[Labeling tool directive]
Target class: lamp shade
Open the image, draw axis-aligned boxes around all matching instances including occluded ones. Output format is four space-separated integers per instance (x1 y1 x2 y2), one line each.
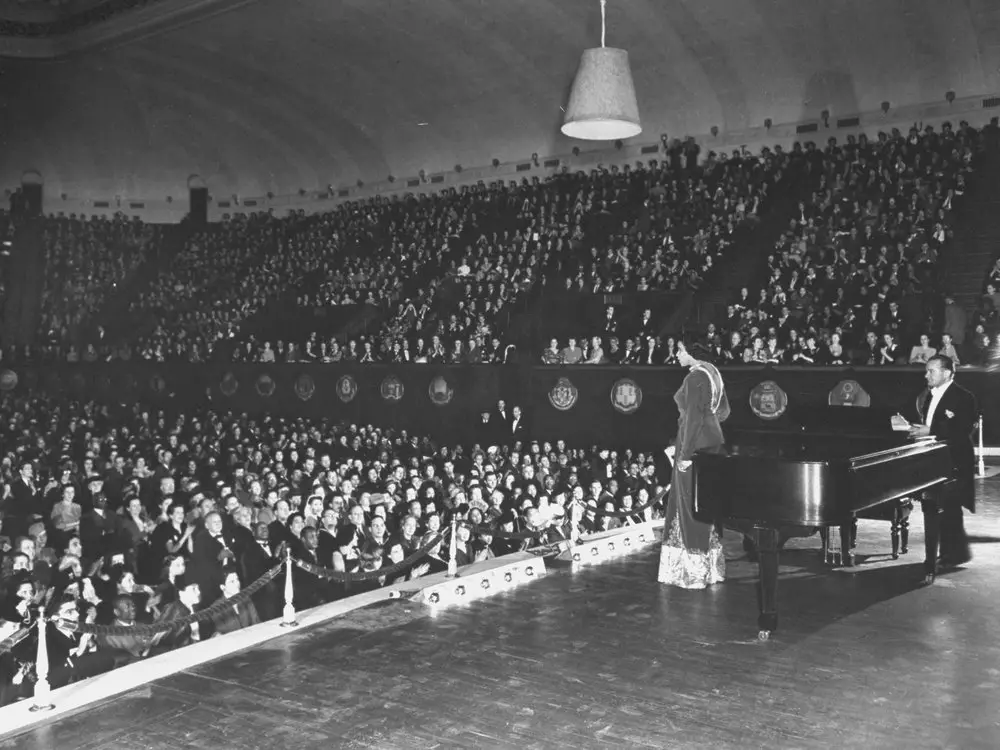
561 47 641 141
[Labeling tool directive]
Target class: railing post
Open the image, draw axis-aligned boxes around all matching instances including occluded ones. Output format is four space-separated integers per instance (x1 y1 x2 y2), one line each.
446 516 458 578
570 500 582 545
281 548 298 628
977 414 987 479
30 609 54 712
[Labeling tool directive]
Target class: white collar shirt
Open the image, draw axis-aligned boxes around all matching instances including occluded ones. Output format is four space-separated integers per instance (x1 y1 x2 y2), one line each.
926 380 953 428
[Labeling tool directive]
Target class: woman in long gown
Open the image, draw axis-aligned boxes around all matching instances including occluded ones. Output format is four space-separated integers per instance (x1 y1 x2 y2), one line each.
658 340 731 589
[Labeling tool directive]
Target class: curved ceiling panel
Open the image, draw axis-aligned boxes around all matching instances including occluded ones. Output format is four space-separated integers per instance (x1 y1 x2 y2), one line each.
0 0 998 199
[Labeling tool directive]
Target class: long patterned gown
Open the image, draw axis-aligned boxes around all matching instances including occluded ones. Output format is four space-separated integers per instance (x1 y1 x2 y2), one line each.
658 361 731 589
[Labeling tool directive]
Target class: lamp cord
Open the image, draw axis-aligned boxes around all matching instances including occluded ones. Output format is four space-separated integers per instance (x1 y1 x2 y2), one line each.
600 0 607 47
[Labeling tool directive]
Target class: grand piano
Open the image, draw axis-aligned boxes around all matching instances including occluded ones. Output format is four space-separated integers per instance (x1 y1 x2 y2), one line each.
692 406 954 640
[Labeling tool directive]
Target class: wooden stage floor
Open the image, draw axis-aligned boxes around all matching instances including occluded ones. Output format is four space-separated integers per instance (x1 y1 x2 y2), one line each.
5 480 999 750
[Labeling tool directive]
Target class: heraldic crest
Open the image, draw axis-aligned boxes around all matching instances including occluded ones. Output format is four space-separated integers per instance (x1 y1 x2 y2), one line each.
828 379 871 407
428 375 454 406
749 380 788 420
611 378 643 414
548 377 579 411
381 374 405 402
294 373 316 401
336 374 358 403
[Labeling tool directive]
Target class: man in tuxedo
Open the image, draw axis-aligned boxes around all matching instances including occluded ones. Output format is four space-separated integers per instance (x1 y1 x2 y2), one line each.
907 354 977 582
508 406 526 440
191 511 236 606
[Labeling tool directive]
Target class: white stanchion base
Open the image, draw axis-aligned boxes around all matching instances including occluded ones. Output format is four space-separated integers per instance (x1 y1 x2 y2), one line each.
0 552 550 739
557 519 665 566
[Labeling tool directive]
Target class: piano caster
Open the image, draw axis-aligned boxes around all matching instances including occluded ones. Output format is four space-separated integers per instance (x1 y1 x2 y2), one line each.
758 630 771 642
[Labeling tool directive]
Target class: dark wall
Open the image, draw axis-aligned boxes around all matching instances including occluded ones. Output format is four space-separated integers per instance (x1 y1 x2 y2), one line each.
1 363 997 447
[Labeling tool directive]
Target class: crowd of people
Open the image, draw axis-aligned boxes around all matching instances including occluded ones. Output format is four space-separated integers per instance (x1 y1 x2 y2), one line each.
705 123 996 367
0 392 665 703
1 125 994 369
38 214 163 346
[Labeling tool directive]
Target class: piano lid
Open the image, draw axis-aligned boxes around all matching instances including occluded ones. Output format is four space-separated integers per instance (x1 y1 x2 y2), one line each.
698 435 942 465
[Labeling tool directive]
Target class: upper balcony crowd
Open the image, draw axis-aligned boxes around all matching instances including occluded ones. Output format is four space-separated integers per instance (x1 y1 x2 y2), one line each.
2 121 998 372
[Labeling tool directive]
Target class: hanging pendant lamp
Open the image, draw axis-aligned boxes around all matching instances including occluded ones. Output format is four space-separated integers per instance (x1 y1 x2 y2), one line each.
561 0 641 141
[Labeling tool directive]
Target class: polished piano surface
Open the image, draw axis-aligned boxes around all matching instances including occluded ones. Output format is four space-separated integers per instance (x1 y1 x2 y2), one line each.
692 406 954 639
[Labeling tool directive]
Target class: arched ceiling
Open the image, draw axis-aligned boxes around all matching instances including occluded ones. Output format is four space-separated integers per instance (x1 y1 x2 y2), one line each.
1 0 999 199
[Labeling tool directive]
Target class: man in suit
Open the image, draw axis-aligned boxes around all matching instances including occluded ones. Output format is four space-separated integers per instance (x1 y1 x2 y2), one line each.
191 511 236 606
907 354 977 582
509 406 526 440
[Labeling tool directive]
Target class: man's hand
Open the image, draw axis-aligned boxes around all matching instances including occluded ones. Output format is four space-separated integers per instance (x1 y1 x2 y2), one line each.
664 446 676 460
677 459 693 472
908 424 931 439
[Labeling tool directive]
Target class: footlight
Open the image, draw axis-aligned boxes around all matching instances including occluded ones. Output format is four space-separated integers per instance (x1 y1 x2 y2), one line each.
455 585 466 596
429 592 440 604
525 566 535 577
573 552 582 562
481 579 491 590
608 542 615 551
504 572 513 583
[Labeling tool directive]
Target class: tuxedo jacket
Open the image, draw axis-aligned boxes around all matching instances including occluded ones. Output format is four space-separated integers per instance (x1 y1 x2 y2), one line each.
914 380 978 512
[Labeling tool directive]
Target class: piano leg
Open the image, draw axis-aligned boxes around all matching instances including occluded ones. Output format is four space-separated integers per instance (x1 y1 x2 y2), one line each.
840 523 854 567
754 527 780 640
890 506 901 560
899 501 913 555
921 495 942 584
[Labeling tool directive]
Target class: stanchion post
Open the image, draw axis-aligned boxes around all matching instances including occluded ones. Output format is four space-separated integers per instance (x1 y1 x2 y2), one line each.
30 608 54 712
977 414 986 478
281 548 298 628
446 516 458 578
570 500 582 545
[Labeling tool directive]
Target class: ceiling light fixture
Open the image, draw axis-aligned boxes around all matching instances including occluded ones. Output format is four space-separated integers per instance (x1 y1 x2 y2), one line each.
561 0 641 141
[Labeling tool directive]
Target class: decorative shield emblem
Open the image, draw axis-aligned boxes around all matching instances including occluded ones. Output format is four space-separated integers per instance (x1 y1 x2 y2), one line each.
428 375 453 406
295 373 316 401
749 380 788 421
611 378 642 414
548 376 579 411
0 369 17 391
828 379 870 408
149 374 166 394
220 372 239 397
336 374 358 403
381 375 404 402
256 373 276 397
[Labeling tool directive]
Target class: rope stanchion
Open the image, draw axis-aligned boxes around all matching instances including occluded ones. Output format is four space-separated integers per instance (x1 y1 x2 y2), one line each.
977 414 987 479
281 547 298 628
570 502 582 545
294 532 444 583
446 516 458 578
66 561 283 637
30 610 53 713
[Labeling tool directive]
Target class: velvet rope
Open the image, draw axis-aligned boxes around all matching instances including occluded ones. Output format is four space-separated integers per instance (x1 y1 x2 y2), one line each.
294 532 444 583
0 626 32 655
581 494 663 519
62 561 285 636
